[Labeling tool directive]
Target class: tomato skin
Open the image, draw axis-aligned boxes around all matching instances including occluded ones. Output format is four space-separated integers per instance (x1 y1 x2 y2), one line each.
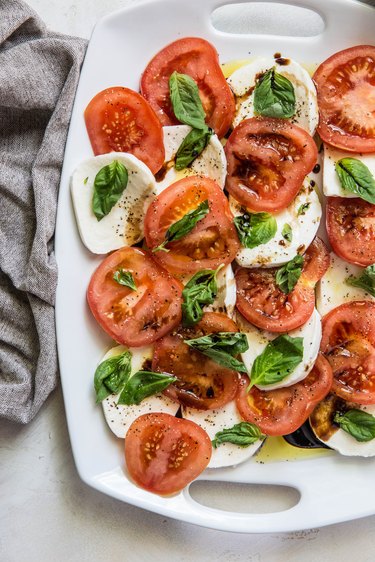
224 117 318 213
144 176 240 275
152 312 240 410
326 197 375 267
313 45 375 153
236 354 333 436
84 87 165 174
141 37 235 138
321 301 375 405
87 247 183 347
235 237 330 332
125 413 212 495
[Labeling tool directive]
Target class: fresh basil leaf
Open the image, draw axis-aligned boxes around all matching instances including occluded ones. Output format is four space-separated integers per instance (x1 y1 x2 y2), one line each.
185 332 249 373
83 176 89 185
182 267 221 327
335 158 375 204
169 71 206 130
253 67 296 119
275 255 304 294
281 223 292 243
92 160 128 221
234 212 277 249
297 202 310 216
249 335 303 388
212 422 264 448
117 371 177 405
113 269 136 291
334 409 375 442
94 351 132 403
153 199 209 253
175 126 213 170
346 264 375 297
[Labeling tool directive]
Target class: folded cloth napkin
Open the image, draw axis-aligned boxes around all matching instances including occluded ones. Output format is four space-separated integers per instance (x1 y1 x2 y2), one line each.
0 0 87 423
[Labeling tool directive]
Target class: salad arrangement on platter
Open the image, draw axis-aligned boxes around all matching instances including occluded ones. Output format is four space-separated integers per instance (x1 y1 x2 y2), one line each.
70 38 375 496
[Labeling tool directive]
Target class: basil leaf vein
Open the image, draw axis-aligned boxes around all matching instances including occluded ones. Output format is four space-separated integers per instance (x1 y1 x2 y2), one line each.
334 409 375 442
175 126 213 170
169 71 206 130
254 67 296 119
234 212 277 249
113 269 136 291
117 371 177 405
92 160 128 221
212 422 264 448
346 264 375 297
335 158 375 204
182 266 222 327
275 255 304 294
94 351 132 403
185 332 249 373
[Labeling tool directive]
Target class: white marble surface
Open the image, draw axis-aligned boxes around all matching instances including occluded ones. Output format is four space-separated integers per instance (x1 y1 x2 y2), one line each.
2 0 375 560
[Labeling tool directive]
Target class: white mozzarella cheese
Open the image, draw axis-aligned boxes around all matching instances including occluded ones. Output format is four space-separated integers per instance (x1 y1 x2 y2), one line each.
203 264 237 319
236 309 321 391
323 145 375 198
182 401 264 468
230 181 321 268
71 153 156 254
155 125 226 194
227 58 318 135
316 252 375 317
101 345 179 439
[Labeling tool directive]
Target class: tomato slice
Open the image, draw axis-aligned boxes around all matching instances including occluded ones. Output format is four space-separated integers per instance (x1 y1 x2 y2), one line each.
84 87 165 174
87 247 183 347
144 176 240 275
235 237 330 332
326 197 375 267
236 354 333 436
125 413 211 495
152 312 240 410
224 118 318 213
313 45 375 153
140 37 235 138
320 301 375 405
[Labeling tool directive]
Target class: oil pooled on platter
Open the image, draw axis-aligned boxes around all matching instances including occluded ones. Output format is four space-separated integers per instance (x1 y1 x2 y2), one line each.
221 57 318 79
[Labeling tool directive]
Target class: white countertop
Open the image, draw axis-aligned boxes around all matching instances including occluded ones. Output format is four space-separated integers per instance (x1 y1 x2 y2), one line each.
2 1 375 560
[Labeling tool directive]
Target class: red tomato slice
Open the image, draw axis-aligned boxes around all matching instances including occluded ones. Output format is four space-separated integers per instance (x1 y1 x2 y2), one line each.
152 312 240 410
313 45 375 153
84 87 165 174
235 237 330 332
321 302 375 405
125 413 211 495
326 197 375 267
236 354 333 436
87 247 183 347
140 37 235 138
224 118 318 213
144 176 240 275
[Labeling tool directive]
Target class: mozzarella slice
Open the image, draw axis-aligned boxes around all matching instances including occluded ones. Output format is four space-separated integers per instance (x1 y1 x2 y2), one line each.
236 309 321 390
323 145 375 198
310 396 375 457
227 58 318 135
101 345 179 438
230 181 321 268
203 264 237 319
155 125 226 194
182 401 264 468
71 153 156 254
316 252 375 317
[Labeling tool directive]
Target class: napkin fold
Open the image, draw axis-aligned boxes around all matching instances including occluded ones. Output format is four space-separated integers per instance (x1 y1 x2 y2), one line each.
0 0 87 423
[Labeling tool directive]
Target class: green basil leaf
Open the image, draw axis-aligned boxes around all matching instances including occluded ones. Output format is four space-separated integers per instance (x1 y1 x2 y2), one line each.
153 199 209 253
234 212 277 249
334 409 375 442
297 202 310 216
169 72 206 129
346 264 375 297
92 160 128 221
253 67 296 119
175 126 213 170
212 422 265 448
275 255 304 294
117 371 177 405
182 267 221 327
281 223 292 243
249 335 303 388
94 351 132 403
185 332 249 373
335 158 375 204
113 269 136 291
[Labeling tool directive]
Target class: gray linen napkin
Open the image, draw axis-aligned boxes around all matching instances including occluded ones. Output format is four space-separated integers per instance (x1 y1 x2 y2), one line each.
0 0 87 423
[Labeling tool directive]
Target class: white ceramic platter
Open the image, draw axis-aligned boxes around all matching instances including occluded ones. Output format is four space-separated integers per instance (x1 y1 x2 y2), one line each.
55 0 375 533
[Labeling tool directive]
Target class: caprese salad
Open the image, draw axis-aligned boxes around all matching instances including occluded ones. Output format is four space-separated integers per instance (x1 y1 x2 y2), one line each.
70 38 375 496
